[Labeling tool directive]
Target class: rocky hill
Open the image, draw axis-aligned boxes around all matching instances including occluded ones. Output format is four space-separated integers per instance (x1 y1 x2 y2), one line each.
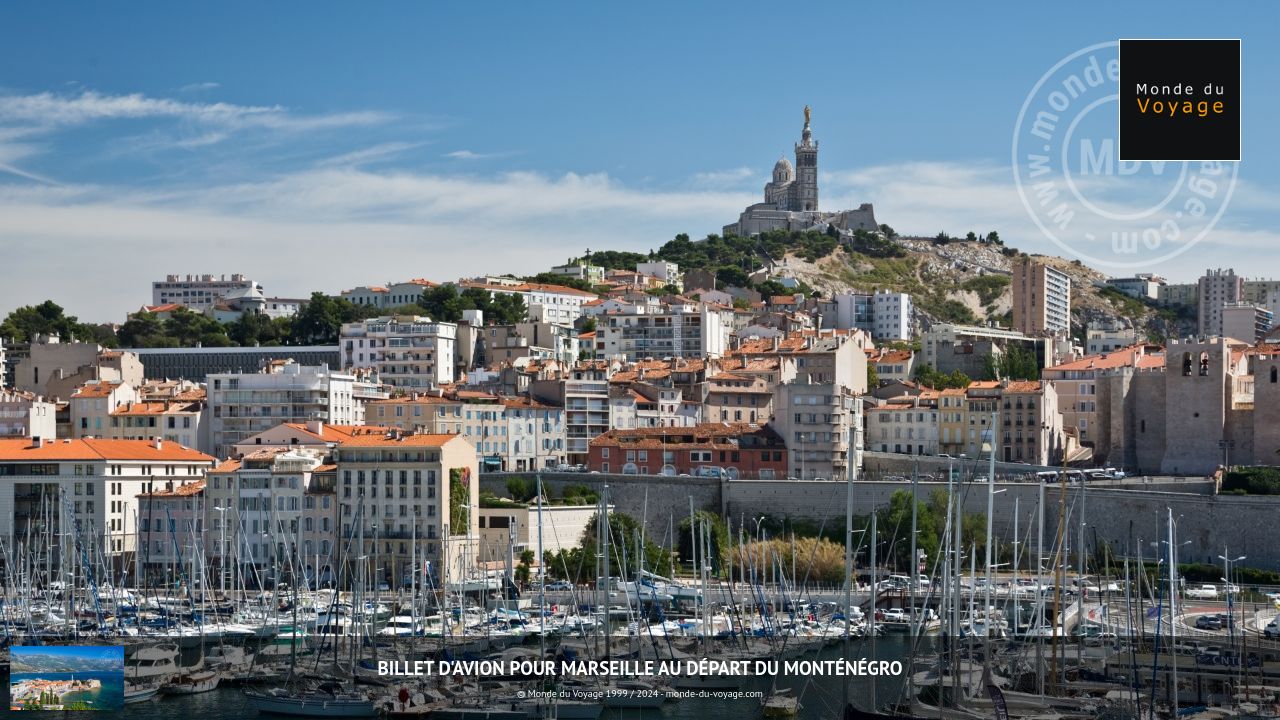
768 234 1194 342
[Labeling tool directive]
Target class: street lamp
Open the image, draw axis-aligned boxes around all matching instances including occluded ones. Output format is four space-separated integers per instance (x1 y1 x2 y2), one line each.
1217 552 1246 646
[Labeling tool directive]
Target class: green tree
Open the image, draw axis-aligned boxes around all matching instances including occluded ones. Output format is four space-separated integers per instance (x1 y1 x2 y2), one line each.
163 307 229 346
875 490 942 572
677 510 730 576
980 344 1040 381
0 300 98 343
291 292 349 344
118 312 166 347
448 468 472 534
505 476 536 502
867 363 880 389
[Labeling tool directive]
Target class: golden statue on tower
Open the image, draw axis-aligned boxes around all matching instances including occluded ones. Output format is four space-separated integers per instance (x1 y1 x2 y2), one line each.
804 105 811 125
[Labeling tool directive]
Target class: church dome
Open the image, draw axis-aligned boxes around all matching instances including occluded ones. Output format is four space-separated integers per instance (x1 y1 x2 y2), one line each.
772 156 794 182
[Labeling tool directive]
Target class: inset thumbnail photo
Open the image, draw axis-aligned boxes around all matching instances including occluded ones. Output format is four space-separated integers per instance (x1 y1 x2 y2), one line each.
9 646 125 711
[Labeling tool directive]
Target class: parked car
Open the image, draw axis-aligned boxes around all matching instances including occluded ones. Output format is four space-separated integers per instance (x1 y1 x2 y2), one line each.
881 608 907 622
544 580 573 591
1195 615 1223 630
1264 618 1279 639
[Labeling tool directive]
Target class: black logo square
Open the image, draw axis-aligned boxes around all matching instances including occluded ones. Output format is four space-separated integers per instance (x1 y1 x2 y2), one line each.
1119 39 1240 161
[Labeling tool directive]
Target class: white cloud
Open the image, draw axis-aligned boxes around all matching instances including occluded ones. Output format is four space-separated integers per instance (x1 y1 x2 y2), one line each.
688 167 758 190
319 142 423 168
442 149 514 160
0 90 393 133
179 82 221 92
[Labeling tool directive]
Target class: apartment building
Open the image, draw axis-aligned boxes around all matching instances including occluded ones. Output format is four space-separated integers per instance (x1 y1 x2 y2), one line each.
366 392 567 471
1012 257 1071 336
1198 268 1244 337
703 372 773 424
204 448 329 588
1221 302 1273 343
595 302 731 361
733 331 870 394
152 273 258 311
339 279 438 309
340 315 457 389
208 362 364 458
334 431 478 589
458 321 579 370
867 393 940 456
530 364 612 465
997 380 1063 465
0 437 214 574
135 479 206 583
16 341 144 400
770 380 862 481
0 389 56 439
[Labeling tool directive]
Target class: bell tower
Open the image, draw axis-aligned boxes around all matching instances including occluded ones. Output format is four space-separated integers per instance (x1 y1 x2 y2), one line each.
793 105 819 212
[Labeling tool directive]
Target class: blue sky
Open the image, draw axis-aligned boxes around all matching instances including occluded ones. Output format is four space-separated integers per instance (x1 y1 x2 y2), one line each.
12 645 123 664
1 2 1277 321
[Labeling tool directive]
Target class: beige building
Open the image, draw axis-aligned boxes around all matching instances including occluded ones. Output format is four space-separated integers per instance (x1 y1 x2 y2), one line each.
334 431 478 589
769 379 862 480
16 341 144 401
1041 344 1164 456
703 372 773 424
997 380 1064 465
1198 268 1244 337
476 502 604 570
1012 257 1071 336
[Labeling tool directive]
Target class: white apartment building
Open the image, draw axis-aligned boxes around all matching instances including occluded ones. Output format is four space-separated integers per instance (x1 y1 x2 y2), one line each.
339 279 438 309
871 290 913 341
208 362 362 458
1086 322 1138 355
340 316 457 389
595 303 730 361
366 393 567 472
530 365 611 464
205 448 328 586
0 389 56 439
152 274 259 311
0 437 214 573
635 261 681 287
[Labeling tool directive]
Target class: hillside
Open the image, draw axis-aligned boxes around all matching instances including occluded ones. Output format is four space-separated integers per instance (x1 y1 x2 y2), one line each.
623 229 1197 343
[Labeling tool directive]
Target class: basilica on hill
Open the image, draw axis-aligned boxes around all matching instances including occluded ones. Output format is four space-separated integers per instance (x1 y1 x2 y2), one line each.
723 106 880 238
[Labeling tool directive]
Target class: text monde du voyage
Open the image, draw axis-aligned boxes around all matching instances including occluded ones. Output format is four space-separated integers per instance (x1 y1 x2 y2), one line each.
1134 82 1229 118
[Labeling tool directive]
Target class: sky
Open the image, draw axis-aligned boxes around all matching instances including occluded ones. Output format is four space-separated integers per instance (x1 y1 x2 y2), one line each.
0 2 1277 323
12 645 124 664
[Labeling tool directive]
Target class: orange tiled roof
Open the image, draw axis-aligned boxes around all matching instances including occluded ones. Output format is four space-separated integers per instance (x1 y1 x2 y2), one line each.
72 382 122 399
143 303 183 313
209 458 243 473
280 423 396 442
337 432 457 448
1004 380 1043 393
1046 344 1165 373
0 438 213 462
111 401 200 416
138 479 206 498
